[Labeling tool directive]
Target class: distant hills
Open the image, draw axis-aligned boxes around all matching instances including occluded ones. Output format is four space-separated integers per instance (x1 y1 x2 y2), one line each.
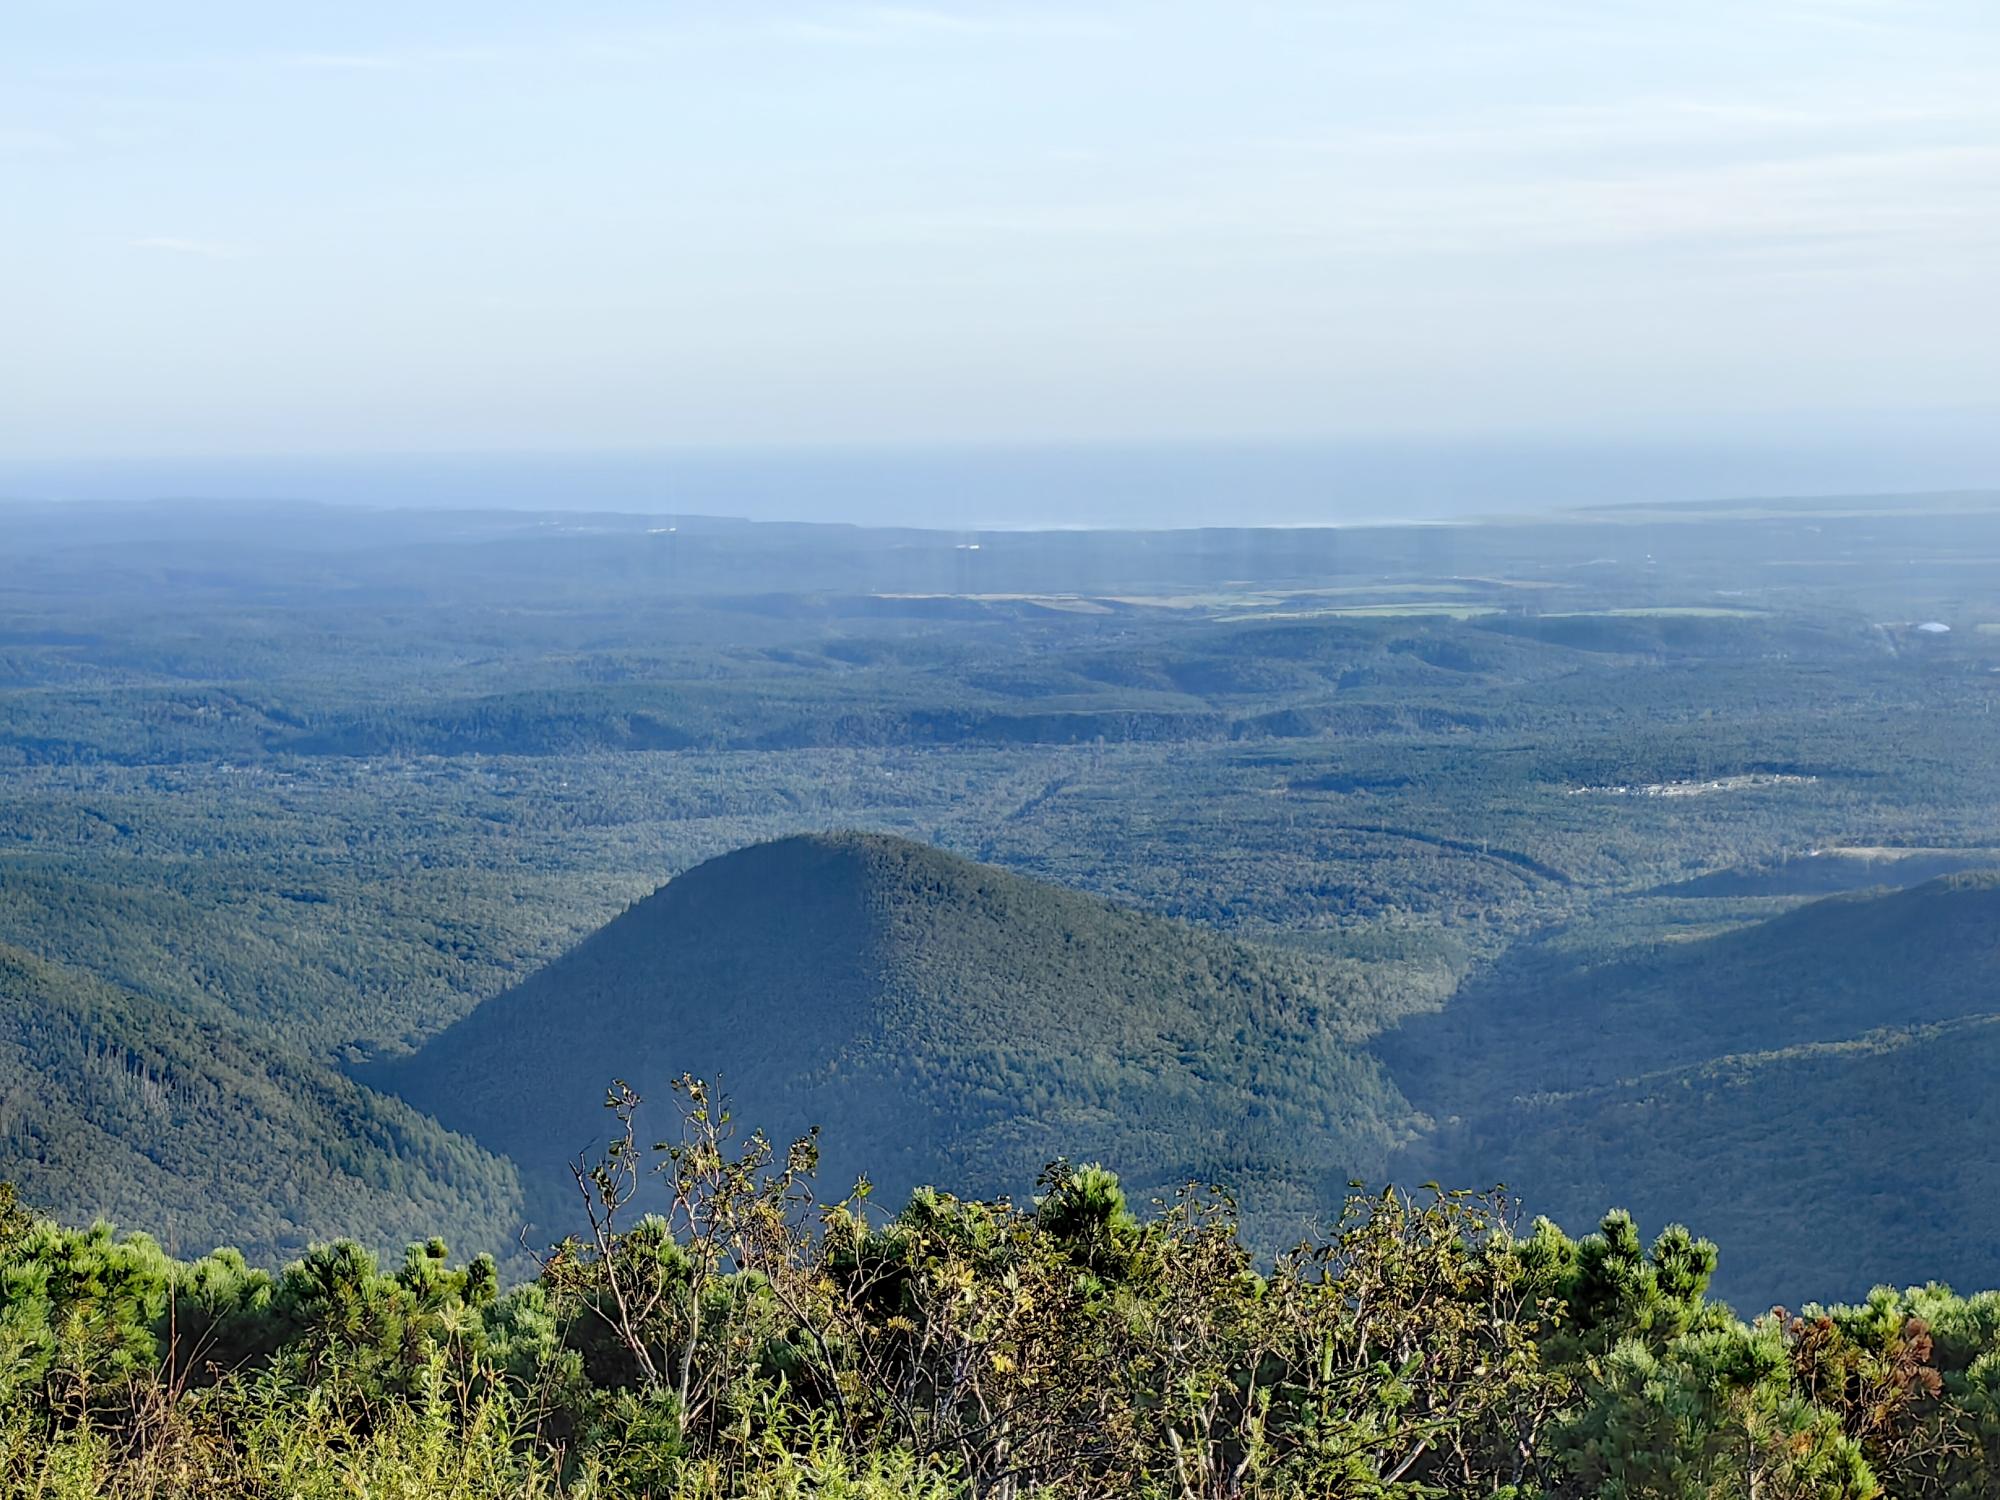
1384 872 2000 1307
359 847 2000 1305
0 942 524 1264
9 809 1998 1307
377 832 1417 1236
4 494 2000 1322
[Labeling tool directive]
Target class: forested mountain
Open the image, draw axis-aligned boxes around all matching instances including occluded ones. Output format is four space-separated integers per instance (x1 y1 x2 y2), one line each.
6 496 2000 1319
1386 873 2000 1306
1385 873 2000 1109
0 942 524 1264
378 832 1417 1236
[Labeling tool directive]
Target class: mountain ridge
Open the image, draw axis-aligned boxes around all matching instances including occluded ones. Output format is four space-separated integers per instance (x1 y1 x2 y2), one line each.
377 831 1417 1236
1385 871 2000 1306
0 940 525 1264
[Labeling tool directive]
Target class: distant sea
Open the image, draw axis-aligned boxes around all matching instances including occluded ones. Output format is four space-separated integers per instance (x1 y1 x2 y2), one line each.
4 435 1997 530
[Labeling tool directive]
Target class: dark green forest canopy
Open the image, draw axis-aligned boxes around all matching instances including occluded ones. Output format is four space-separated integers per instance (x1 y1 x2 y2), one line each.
4 496 2000 1307
0 943 524 1265
1389 874 2000 1308
377 831 1417 1242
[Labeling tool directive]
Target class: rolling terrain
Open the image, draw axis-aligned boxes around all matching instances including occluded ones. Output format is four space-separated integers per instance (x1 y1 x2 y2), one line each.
1384 873 2000 1305
0 942 524 1264
2 496 2000 1301
377 832 1418 1237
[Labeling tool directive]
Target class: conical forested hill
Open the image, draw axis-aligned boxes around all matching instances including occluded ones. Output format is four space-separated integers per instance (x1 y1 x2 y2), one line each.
380 832 1416 1233
0 943 526 1264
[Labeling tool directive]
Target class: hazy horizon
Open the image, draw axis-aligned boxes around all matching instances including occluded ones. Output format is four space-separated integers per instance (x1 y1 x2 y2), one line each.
6 430 2000 530
8 0 1999 523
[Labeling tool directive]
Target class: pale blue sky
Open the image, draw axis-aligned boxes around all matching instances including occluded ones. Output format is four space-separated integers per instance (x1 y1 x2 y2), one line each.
5 1 1998 483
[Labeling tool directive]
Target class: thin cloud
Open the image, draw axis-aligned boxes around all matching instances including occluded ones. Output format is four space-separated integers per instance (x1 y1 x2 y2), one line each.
277 52 411 71
766 5 1123 46
0 128 67 156
32 7 1124 80
1268 95 2000 161
834 142 2000 274
133 236 254 261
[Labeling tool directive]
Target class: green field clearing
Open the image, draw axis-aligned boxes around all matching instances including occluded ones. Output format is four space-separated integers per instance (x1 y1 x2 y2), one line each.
1216 603 1500 622
1545 606 1767 619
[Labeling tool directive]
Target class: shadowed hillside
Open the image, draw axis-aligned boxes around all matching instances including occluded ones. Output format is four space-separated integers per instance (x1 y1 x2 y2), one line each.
1383 871 2000 1112
1430 1016 2000 1311
379 832 1417 1236
1386 872 2000 1306
0 943 525 1264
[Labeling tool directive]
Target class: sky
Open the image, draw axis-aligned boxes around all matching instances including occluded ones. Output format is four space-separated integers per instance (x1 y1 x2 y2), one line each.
3 1 1999 518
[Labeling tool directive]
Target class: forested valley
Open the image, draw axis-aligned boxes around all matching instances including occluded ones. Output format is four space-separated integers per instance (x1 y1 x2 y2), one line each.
4 493 2000 1495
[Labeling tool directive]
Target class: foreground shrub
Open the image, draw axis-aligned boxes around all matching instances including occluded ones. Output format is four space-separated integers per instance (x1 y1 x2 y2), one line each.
1 1081 1986 1498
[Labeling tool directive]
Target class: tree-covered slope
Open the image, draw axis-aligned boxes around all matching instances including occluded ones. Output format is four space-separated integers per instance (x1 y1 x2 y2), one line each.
1427 1016 2000 1311
0 942 525 1264
1382 871 2000 1115
379 832 1417 1234
1387 873 2000 1307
